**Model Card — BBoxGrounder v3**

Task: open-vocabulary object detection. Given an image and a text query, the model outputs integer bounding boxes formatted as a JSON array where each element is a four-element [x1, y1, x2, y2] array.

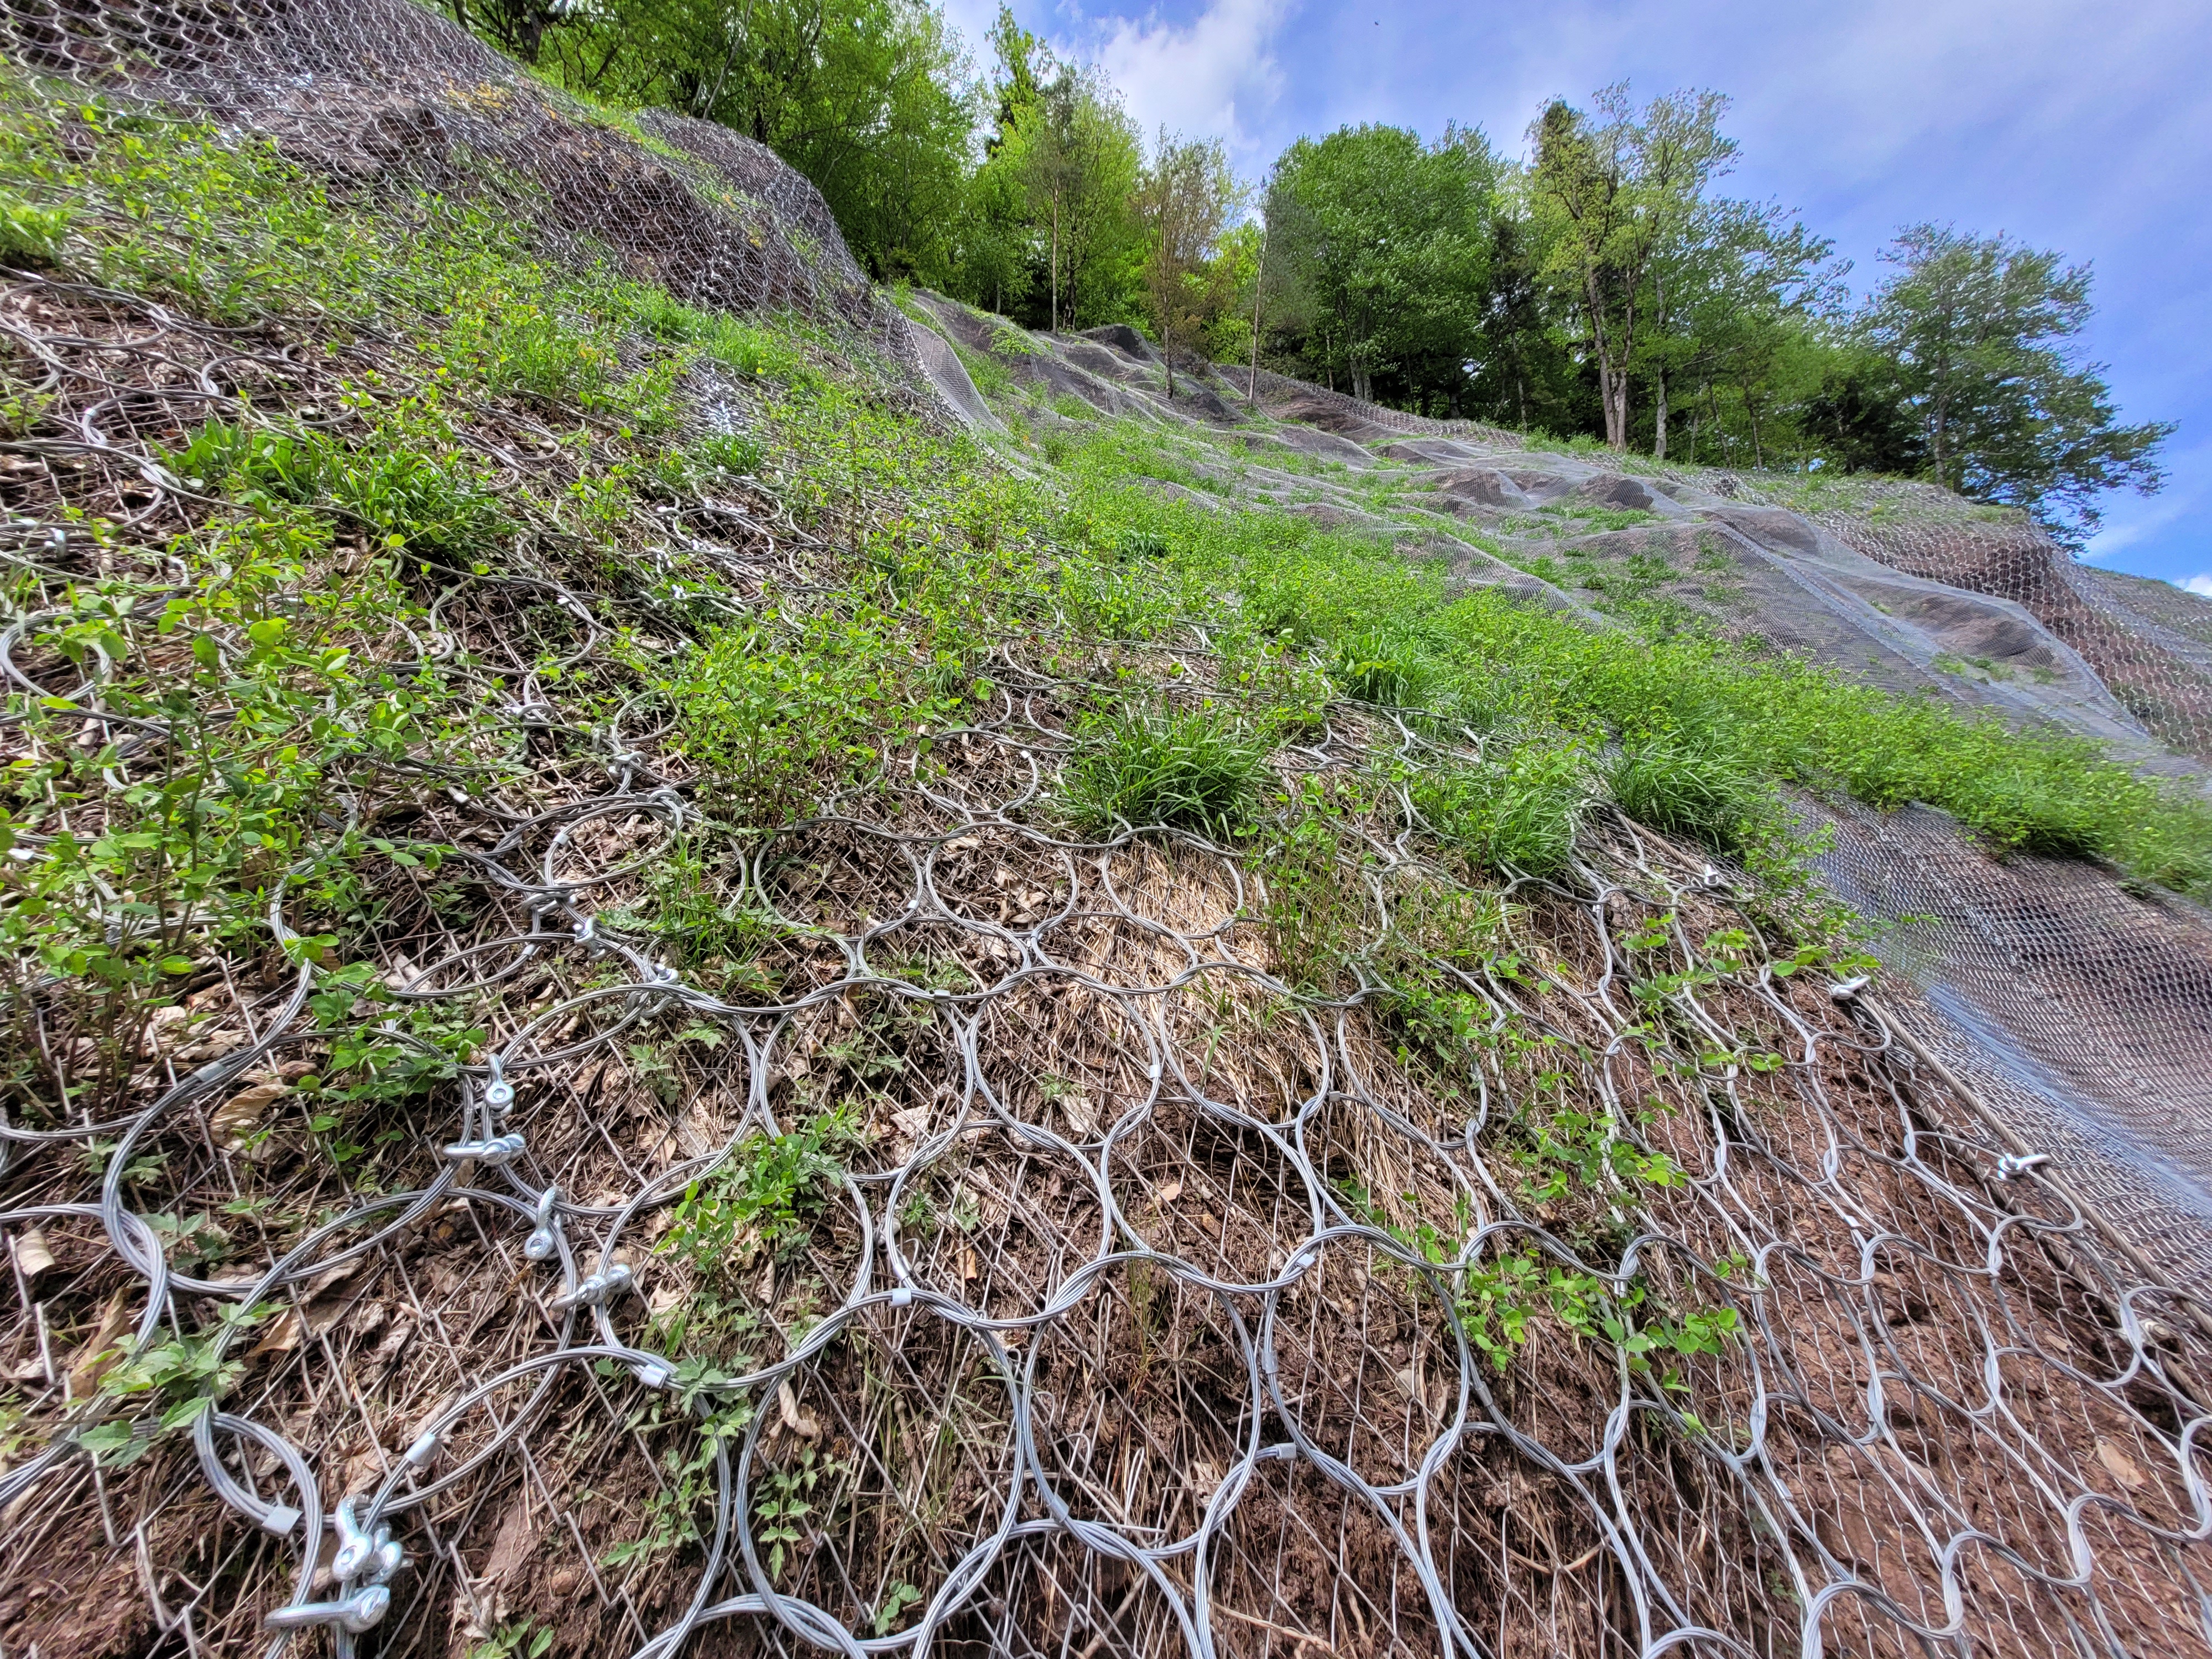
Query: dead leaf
[[11, 1227, 55, 1281], [481, 1492, 537, 1582], [891, 1106, 931, 1140], [210, 1080, 290, 1149], [1156, 1179, 1183, 1204], [2097, 1439, 2150, 1490], [69, 1289, 134, 1395], [776, 1379, 821, 1439], [961, 1246, 979, 1281], [250, 1309, 304, 1359]]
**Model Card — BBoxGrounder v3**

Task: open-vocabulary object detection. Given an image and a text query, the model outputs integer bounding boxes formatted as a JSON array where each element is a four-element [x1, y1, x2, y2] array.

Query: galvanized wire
[[3, 6, 2212, 1659]]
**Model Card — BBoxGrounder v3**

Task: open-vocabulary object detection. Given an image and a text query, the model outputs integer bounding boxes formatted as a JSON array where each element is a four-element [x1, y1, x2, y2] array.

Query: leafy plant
[[662, 1114, 855, 1276]]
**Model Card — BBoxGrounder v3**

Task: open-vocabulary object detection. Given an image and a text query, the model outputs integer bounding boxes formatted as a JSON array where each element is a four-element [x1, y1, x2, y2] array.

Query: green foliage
[[1264, 123, 1498, 405], [1331, 628, 1437, 707], [1605, 735, 1762, 851], [663, 1114, 855, 1275], [81, 1312, 260, 1465], [624, 289, 814, 383], [168, 420, 507, 562], [1451, 1248, 1739, 1378], [755, 1445, 834, 1578], [665, 615, 947, 828], [1858, 223, 2173, 539], [1061, 707, 1266, 838], [1410, 744, 1589, 880], [0, 186, 68, 264], [471, 1625, 554, 1659]]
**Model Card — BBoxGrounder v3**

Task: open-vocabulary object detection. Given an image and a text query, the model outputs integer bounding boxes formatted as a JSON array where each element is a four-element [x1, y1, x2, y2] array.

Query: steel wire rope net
[[2, 2, 2212, 1657]]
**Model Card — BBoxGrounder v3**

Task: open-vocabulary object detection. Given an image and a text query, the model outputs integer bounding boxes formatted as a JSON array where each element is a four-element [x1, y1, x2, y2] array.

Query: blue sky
[[940, 0, 2212, 591]]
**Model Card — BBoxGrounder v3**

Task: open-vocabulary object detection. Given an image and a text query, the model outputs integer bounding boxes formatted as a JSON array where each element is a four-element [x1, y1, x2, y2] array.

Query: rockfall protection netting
[[5, 5, 2212, 1658], [1776, 476, 2212, 765], [0, 0, 923, 382], [1248, 369, 1527, 453]]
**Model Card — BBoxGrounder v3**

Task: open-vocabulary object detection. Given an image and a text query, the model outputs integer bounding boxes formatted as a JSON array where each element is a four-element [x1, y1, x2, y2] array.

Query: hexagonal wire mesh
[[3, 3, 2212, 1657]]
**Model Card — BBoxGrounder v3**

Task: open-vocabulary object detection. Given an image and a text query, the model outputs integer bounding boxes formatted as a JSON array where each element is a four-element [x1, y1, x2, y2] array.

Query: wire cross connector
[[524, 1185, 564, 1262], [443, 1132, 526, 1165], [549, 1262, 632, 1313]]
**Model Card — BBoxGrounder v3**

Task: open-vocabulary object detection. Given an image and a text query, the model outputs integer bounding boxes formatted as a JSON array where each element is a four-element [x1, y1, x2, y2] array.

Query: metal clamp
[[524, 1185, 562, 1262], [1828, 975, 1871, 1003], [483, 1055, 514, 1115], [332, 1496, 404, 1585], [548, 1263, 632, 1314], [265, 1584, 390, 1634], [442, 1133, 526, 1165], [1996, 1152, 2051, 1180]]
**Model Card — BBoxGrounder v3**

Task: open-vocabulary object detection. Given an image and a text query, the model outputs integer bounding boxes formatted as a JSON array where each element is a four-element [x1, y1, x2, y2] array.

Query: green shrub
[[1411, 743, 1589, 879], [1062, 707, 1266, 838]]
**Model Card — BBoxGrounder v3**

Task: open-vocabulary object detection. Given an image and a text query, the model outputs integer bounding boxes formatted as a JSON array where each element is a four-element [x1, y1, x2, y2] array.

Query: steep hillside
[[4, 6, 2212, 1659]]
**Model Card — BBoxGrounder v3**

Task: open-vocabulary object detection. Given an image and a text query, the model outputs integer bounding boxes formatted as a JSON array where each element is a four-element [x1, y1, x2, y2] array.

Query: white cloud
[[2184, 575, 2212, 597], [1084, 0, 1291, 159]]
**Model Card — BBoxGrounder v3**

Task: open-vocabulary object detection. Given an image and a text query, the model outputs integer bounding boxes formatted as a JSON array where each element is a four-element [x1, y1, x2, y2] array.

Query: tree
[[1009, 62, 1142, 331], [1265, 123, 1496, 406], [1859, 225, 2172, 537], [1651, 199, 1843, 464], [1803, 357, 1927, 476], [1135, 133, 1243, 397], [1527, 86, 1735, 450], [950, 8, 1048, 315]]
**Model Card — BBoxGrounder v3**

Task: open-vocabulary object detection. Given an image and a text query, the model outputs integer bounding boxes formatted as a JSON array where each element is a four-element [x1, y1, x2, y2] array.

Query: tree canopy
[[442, 1, 2173, 536]]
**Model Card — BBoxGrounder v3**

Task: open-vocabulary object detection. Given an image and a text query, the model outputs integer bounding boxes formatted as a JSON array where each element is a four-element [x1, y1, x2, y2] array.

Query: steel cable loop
[[2, 12, 2211, 1657]]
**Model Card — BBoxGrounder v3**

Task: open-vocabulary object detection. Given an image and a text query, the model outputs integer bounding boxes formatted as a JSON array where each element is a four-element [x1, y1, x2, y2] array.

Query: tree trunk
[[1248, 220, 1266, 405], [1652, 364, 1668, 461], [1584, 272, 1627, 448], [1050, 190, 1060, 334]]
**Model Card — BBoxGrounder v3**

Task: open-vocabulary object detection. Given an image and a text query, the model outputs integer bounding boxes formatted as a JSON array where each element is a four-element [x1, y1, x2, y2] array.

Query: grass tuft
[[1411, 743, 1589, 880], [1605, 737, 1762, 852], [1062, 707, 1266, 838]]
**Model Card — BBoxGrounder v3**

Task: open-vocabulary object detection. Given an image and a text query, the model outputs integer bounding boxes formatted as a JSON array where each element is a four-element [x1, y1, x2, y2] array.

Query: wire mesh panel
[[2, 5, 2212, 1658]]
